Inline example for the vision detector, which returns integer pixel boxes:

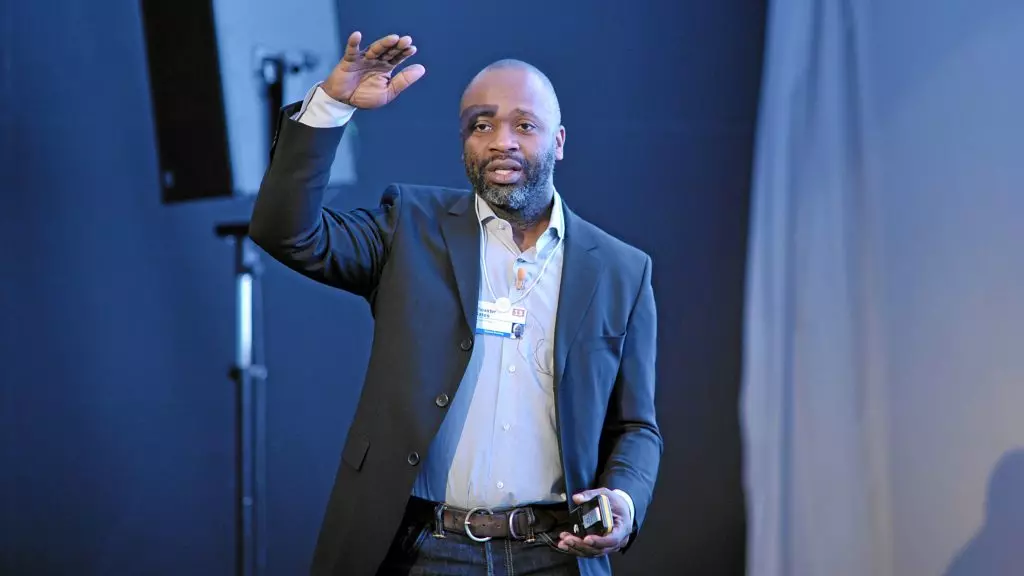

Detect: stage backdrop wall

[742,0,1024,575]
[0,0,765,574]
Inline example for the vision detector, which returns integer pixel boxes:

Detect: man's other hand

[557,488,632,557]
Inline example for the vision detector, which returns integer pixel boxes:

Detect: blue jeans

[376,503,581,575]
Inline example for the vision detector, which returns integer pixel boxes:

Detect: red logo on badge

[513,309,525,317]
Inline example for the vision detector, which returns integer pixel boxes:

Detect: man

[249,31,662,576]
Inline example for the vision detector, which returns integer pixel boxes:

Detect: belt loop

[432,503,447,539]
[525,507,537,543]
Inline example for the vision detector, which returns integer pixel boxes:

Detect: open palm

[322,31,425,109]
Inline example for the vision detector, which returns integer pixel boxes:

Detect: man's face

[460,68,565,212]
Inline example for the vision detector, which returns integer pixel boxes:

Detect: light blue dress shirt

[411,194,567,509]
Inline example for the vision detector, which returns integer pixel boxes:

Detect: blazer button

[460,338,473,351]
[435,393,449,408]
[407,452,420,466]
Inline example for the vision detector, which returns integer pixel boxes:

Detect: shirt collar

[474,189,566,242]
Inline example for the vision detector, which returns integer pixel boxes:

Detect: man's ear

[554,125,566,161]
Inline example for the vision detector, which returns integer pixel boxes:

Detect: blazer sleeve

[598,254,663,551]
[248,103,402,298]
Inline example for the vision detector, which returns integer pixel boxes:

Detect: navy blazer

[249,103,663,576]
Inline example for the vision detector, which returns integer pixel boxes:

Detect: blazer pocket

[341,434,370,471]
[582,333,627,354]
[574,333,626,393]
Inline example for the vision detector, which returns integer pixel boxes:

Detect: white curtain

[741,0,1024,575]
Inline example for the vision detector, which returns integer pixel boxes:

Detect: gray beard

[467,147,556,229]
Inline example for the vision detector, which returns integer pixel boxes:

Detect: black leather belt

[408,496,571,543]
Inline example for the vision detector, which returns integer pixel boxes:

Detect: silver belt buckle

[464,506,494,543]
[507,508,524,541]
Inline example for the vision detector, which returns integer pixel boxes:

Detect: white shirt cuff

[612,488,635,527]
[290,82,356,128]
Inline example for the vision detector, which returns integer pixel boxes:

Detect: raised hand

[321,31,425,109]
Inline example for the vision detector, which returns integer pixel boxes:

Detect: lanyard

[474,195,562,312]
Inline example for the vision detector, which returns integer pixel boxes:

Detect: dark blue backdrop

[1,0,764,574]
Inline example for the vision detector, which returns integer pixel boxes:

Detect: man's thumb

[388,64,426,99]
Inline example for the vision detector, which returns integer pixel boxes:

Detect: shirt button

[507,365,516,373]
[497,481,504,489]
[460,338,473,351]
[435,393,449,408]
[407,452,420,466]
[502,423,510,431]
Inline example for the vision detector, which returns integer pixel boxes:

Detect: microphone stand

[216,50,312,576]
[216,218,268,576]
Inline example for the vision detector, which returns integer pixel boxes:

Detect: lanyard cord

[474,195,562,307]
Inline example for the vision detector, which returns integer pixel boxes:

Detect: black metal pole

[217,222,267,576]
[218,51,301,576]
[217,52,284,576]
[262,56,285,150]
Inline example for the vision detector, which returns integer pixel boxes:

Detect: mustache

[475,154,527,167]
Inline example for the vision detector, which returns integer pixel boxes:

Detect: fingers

[583,533,621,549]
[558,532,607,557]
[349,33,417,69]
[387,45,416,67]
[342,31,362,62]
[381,35,413,63]
[388,64,426,99]
[364,34,402,61]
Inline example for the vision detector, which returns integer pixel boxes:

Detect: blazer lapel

[440,193,482,330]
[553,205,602,389]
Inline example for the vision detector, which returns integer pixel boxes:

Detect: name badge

[476,299,528,339]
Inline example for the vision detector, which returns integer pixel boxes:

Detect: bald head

[460,59,561,126]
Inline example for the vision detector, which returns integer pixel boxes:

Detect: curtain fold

[741,1,892,575]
